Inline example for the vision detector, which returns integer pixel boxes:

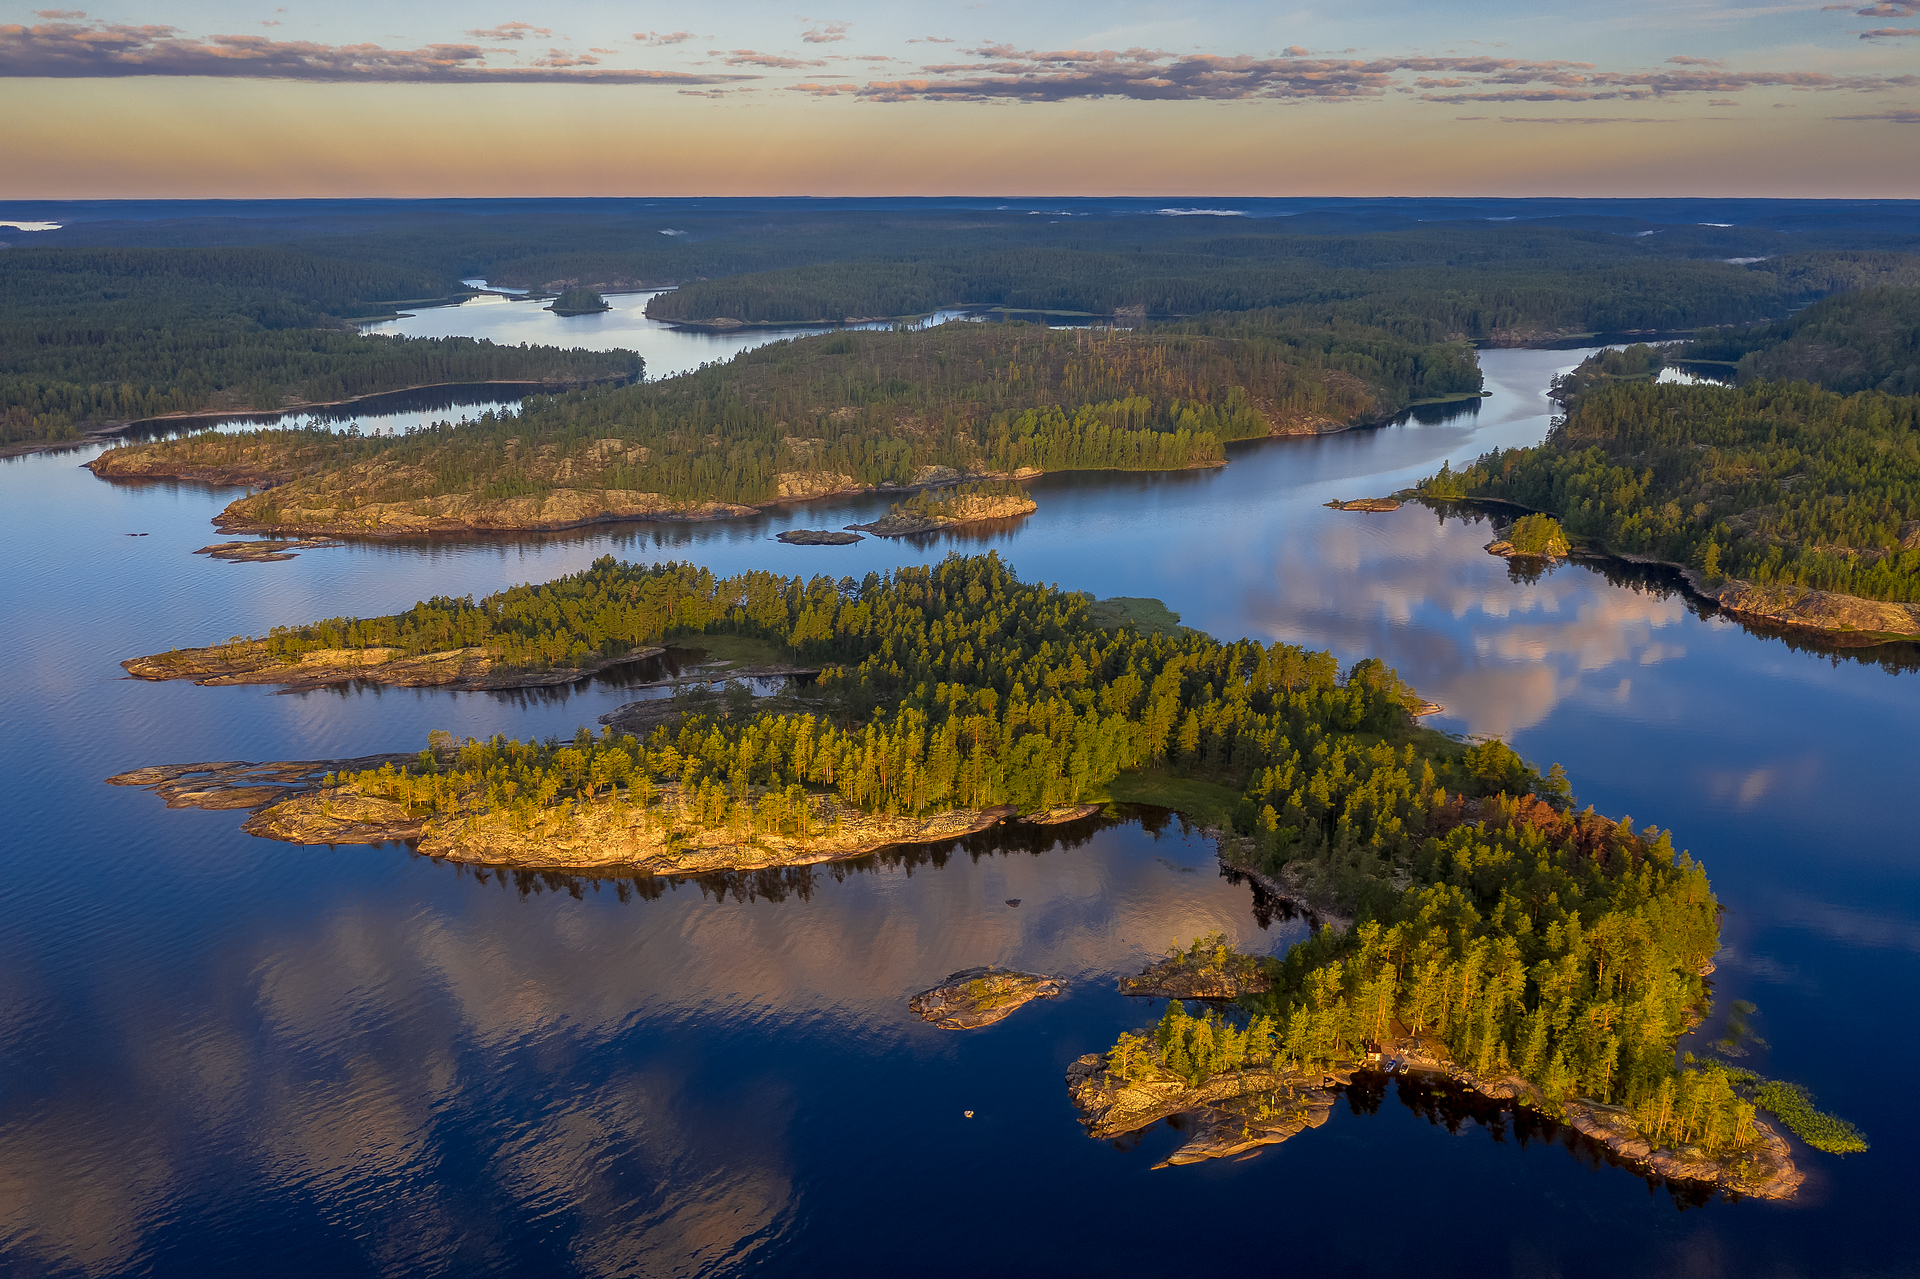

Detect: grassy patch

[1090,596,1186,638]
[667,633,795,668]
[1102,768,1244,826]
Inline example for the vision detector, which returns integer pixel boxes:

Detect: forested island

[107,550,1863,1196]
[86,324,1414,536]
[548,288,612,316]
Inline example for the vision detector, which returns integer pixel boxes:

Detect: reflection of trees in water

[1580,555,1920,675]
[1386,1073,1714,1210]
[1431,501,1920,675]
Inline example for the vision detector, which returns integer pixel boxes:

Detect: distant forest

[1682,284,1920,395]
[12,205,1920,451]
[0,248,638,445]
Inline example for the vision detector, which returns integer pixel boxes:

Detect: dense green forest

[1419,380,1920,602]
[1682,285,1920,395]
[124,324,1408,519]
[642,245,1920,343]
[291,550,1779,1160]
[0,248,639,446]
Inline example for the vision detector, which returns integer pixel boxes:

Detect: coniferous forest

[261,550,1809,1163]
[1422,369,1920,603]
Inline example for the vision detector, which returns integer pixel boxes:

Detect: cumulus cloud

[0,18,758,82]
[788,81,859,95]
[722,49,827,68]
[465,22,550,41]
[635,30,695,46]
[529,48,597,68]
[1861,25,1920,35]
[801,20,850,44]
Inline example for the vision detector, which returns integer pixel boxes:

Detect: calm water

[3,332,1917,1277]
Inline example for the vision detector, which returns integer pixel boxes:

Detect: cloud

[788,81,859,95]
[0,19,759,82]
[1708,97,1737,104]
[847,46,1915,106]
[465,22,551,41]
[907,35,955,44]
[1861,25,1920,35]
[1666,55,1723,65]
[33,8,85,15]
[723,49,826,68]
[1487,115,1688,123]
[529,48,597,68]
[1416,64,1920,104]
[1824,0,1919,13]
[801,20,851,44]
[635,30,695,46]
[1831,106,1920,119]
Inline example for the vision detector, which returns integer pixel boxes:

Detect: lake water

[3,327,1916,1276]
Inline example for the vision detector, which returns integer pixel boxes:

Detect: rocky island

[776,529,862,545]
[909,968,1066,1029]
[547,287,612,316]
[1118,933,1271,999]
[847,481,1038,536]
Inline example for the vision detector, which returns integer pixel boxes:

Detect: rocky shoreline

[196,538,341,563]
[847,492,1039,537]
[121,641,667,693]
[5,375,633,461]
[1067,1030,1803,1197]
[107,757,1029,875]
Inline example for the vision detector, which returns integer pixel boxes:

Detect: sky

[2,0,1917,197]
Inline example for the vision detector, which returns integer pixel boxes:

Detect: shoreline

[106,758,1032,875]
[1068,1031,1802,1197]
[121,642,668,694]
[1418,495,1920,646]
[4,374,637,460]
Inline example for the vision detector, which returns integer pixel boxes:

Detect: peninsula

[1418,345,1920,643]
[84,326,1401,539]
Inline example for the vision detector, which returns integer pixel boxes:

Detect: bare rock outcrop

[121,641,665,693]
[908,967,1066,1029]
[1685,569,1920,641]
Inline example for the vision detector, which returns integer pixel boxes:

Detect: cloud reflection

[0,820,1287,1274]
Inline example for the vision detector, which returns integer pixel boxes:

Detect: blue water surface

[3,329,1914,1277]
